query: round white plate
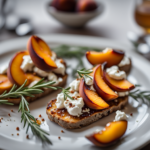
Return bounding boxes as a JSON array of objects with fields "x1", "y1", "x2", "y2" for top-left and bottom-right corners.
[{"x1": 0, "y1": 34, "x2": 150, "y2": 150}]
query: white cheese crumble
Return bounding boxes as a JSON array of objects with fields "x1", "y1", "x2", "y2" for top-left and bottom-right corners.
[
  {"x1": 0, "y1": 64, "x2": 8, "y2": 74},
  {"x1": 114, "y1": 110, "x2": 128, "y2": 121},
  {"x1": 117, "y1": 91, "x2": 129, "y2": 97},
  {"x1": 90, "y1": 85, "x2": 96, "y2": 91},
  {"x1": 53, "y1": 59, "x2": 65, "y2": 75},
  {"x1": 118, "y1": 56, "x2": 130, "y2": 67},
  {"x1": 20, "y1": 55, "x2": 34, "y2": 72},
  {"x1": 56, "y1": 91, "x2": 84, "y2": 116},
  {"x1": 48, "y1": 72, "x2": 58, "y2": 85},
  {"x1": 82, "y1": 108, "x2": 90, "y2": 113},
  {"x1": 103, "y1": 47, "x2": 112, "y2": 53},
  {"x1": 84, "y1": 75, "x2": 93, "y2": 85},
  {"x1": 51, "y1": 52, "x2": 57, "y2": 61},
  {"x1": 106, "y1": 66, "x2": 126, "y2": 80},
  {"x1": 33, "y1": 67, "x2": 49, "y2": 77},
  {"x1": 69, "y1": 79, "x2": 80, "y2": 92},
  {"x1": 28, "y1": 80, "x2": 38, "y2": 88}
]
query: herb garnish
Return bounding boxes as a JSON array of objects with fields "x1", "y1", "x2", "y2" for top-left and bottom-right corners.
[
  {"x1": 129, "y1": 85, "x2": 150, "y2": 105},
  {"x1": 77, "y1": 68, "x2": 93, "y2": 80},
  {"x1": 52, "y1": 45, "x2": 101, "y2": 77},
  {"x1": 59, "y1": 87, "x2": 74, "y2": 100},
  {"x1": 0, "y1": 78, "x2": 57, "y2": 144}
]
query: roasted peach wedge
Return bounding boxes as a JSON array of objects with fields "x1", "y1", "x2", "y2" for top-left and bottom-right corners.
[
  {"x1": 86, "y1": 121, "x2": 128, "y2": 147},
  {"x1": 93, "y1": 64, "x2": 118, "y2": 101},
  {"x1": 27, "y1": 35, "x2": 57, "y2": 72},
  {"x1": 0, "y1": 74, "x2": 13, "y2": 94},
  {"x1": 7, "y1": 51, "x2": 41, "y2": 86},
  {"x1": 103, "y1": 71, "x2": 135, "y2": 92},
  {"x1": 86, "y1": 49, "x2": 124, "y2": 67},
  {"x1": 79, "y1": 78, "x2": 109, "y2": 110}
]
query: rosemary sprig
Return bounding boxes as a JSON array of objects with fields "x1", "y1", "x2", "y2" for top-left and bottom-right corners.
[
  {"x1": 77, "y1": 68, "x2": 93, "y2": 80},
  {"x1": 52, "y1": 45, "x2": 101, "y2": 77},
  {"x1": 0, "y1": 100, "x2": 14, "y2": 105},
  {"x1": 58, "y1": 87, "x2": 73, "y2": 100},
  {"x1": 0, "y1": 79, "x2": 57, "y2": 144},
  {"x1": 129, "y1": 85, "x2": 150, "y2": 105}
]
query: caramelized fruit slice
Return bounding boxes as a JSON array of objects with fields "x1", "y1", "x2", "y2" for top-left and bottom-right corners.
[
  {"x1": 103, "y1": 71, "x2": 135, "y2": 92},
  {"x1": 86, "y1": 49, "x2": 124, "y2": 67},
  {"x1": 28, "y1": 35, "x2": 57, "y2": 72},
  {"x1": 0, "y1": 74, "x2": 13, "y2": 94},
  {"x1": 79, "y1": 78, "x2": 109, "y2": 110},
  {"x1": 93, "y1": 64, "x2": 118, "y2": 101},
  {"x1": 86, "y1": 121, "x2": 128, "y2": 147}
]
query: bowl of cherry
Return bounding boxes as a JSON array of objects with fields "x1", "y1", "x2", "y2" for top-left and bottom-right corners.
[{"x1": 46, "y1": 0, "x2": 104, "y2": 28}]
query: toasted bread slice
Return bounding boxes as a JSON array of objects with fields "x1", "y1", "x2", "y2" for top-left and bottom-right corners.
[
  {"x1": 6, "y1": 74, "x2": 68, "y2": 105},
  {"x1": 46, "y1": 96, "x2": 128, "y2": 129},
  {"x1": 119, "y1": 58, "x2": 132, "y2": 75}
]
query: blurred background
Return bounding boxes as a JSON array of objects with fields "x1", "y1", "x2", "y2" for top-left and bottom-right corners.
[{"x1": 0, "y1": 0, "x2": 150, "y2": 149}]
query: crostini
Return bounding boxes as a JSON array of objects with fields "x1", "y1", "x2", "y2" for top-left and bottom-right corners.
[{"x1": 0, "y1": 35, "x2": 68, "y2": 104}]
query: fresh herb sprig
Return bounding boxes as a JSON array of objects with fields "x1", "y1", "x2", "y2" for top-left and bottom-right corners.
[
  {"x1": 0, "y1": 79, "x2": 57, "y2": 144},
  {"x1": 58, "y1": 87, "x2": 73, "y2": 100},
  {"x1": 0, "y1": 100, "x2": 14, "y2": 105},
  {"x1": 129, "y1": 85, "x2": 150, "y2": 105},
  {"x1": 77, "y1": 68, "x2": 93, "y2": 80},
  {"x1": 52, "y1": 45, "x2": 101, "y2": 77}
]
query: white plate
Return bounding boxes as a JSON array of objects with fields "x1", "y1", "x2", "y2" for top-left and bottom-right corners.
[{"x1": 0, "y1": 34, "x2": 150, "y2": 150}]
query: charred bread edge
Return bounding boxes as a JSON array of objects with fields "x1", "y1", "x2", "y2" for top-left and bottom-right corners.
[{"x1": 46, "y1": 96, "x2": 128, "y2": 129}]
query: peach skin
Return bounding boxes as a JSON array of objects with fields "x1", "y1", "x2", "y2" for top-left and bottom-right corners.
[
  {"x1": 86, "y1": 121, "x2": 128, "y2": 147},
  {"x1": 103, "y1": 71, "x2": 135, "y2": 92},
  {"x1": 27, "y1": 35, "x2": 57, "y2": 72},
  {"x1": 93, "y1": 64, "x2": 118, "y2": 101},
  {"x1": 86, "y1": 49, "x2": 124, "y2": 67},
  {"x1": 79, "y1": 78, "x2": 109, "y2": 110},
  {"x1": 0, "y1": 74, "x2": 13, "y2": 94}
]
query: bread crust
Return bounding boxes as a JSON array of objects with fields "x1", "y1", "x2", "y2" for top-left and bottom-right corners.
[
  {"x1": 6, "y1": 74, "x2": 68, "y2": 105},
  {"x1": 46, "y1": 97, "x2": 128, "y2": 129}
]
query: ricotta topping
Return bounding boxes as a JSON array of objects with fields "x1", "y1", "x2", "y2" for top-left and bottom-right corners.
[
  {"x1": 56, "y1": 91, "x2": 84, "y2": 116},
  {"x1": 114, "y1": 110, "x2": 128, "y2": 121},
  {"x1": 84, "y1": 75, "x2": 93, "y2": 85},
  {"x1": 48, "y1": 72, "x2": 58, "y2": 85},
  {"x1": 53, "y1": 59, "x2": 65, "y2": 75},
  {"x1": 20, "y1": 55, "x2": 34, "y2": 72},
  {"x1": 106, "y1": 66, "x2": 126, "y2": 80},
  {"x1": 28, "y1": 80, "x2": 38, "y2": 88},
  {"x1": 103, "y1": 47, "x2": 112, "y2": 53},
  {"x1": 117, "y1": 91, "x2": 129, "y2": 97},
  {"x1": 33, "y1": 67, "x2": 49, "y2": 77},
  {"x1": 118, "y1": 56, "x2": 130, "y2": 67},
  {"x1": 90, "y1": 85, "x2": 96, "y2": 91},
  {"x1": 51, "y1": 52, "x2": 57, "y2": 61},
  {"x1": 69, "y1": 79, "x2": 80, "y2": 92},
  {"x1": 0, "y1": 64, "x2": 8, "y2": 74}
]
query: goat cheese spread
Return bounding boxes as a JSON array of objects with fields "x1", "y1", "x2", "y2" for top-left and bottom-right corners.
[
  {"x1": 117, "y1": 91, "x2": 129, "y2": 97},
  {"x1": 20, "y1": 55, "x2": 34, "y2": 72},
  {"x1": 118, "y1": 56, "x2": 130, "y2": 67},
  {"x1": 56, "y1": 91, "x2": 84, "y2": 116},
  {"x1": 103, "y1": 47, "x2": 112, "y2": 53},
  {"x1": 106, "y1": 66, "x2": 126, "y2": 80},
  {"x1": 0, "y1": 64, "x2": 8, "y2": 74},
  {"x1": 84, "y1": 75, "x2": 93, "y2": 85},
  {"x1": 53, "y1": 59, "x2": 65, "y2": 75},
  {"x1": 69, "y1": 79, "x2": 80, "y2": 92},
  {"x1": 114, "y1": 110, "x2": 128, "y2": 121},
  {"x1": 28, "y1": 80, "x2": 38, "y2": 88}
]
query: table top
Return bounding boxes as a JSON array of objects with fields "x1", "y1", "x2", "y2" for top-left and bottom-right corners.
[{"x1": 0, "y1": 0, "x2": 149, "y2": 149}]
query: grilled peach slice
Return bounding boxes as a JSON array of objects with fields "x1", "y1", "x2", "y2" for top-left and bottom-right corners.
[
  {"x1": 86, "y1": 121, "x2": 127, "y2": 147},
  {"x1": 93, "y1": 64, "x2": 118, "y2": 101},
  {"x1": 7, "y1": 51, "x2": 41, "y2": 86},
  {"x1": 79, "y1": 78, "x2": 109, "y2": 110},
  {"x1": 27, "y1": 35, "x2": 57, "y2": 72},
  {"x1": 103, "y1": 71, "x2": 135, "y2": 92},
  {"x1": 0, "y1": 75, "x2": 13, "y2": 94},
  {"x1": 86, "y1": 49, "x2": 124, "y2": 67}
]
